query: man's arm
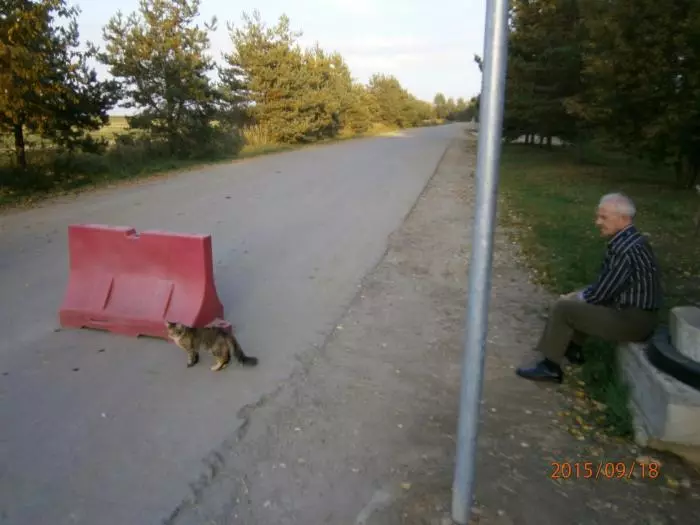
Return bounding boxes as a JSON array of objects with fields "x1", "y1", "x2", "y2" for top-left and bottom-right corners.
[{"x1": 580, "y1": 252, "x2": 632, "y2": 305}]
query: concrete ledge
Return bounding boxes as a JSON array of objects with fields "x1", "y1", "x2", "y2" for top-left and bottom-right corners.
[
  {"x1": 618, "y1": 341, "x2": 700, "y2": 468},
  {"x1": 670, "y1": 306, "x2": 700, "y2": 363}
]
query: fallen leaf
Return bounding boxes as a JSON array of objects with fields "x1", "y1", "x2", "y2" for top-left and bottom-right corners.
[{"x1": 636, "y1": 455, "x2": 662, "y2": 467}]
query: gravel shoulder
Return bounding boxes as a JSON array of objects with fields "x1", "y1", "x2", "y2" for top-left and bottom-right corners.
[{"x1": 169, "y1": 131, "x2": 700, "y2": 525}]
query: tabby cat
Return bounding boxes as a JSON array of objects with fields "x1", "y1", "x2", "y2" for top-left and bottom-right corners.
[{"x1": 164, "y1": 321, "x2": 259, "y2": 371}]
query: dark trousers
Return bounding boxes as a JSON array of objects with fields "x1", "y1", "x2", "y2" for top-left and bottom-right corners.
[{"x1": 535, "y1": 297, "x2": 658, "y2": 365}]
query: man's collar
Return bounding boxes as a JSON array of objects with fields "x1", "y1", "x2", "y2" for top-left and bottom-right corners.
[{"x1": 608, "y1": 223, "x2": 637, "y2": 248}]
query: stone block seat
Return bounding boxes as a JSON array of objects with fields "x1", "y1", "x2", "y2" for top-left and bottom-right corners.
[{"x1": 618, "y1": 306, "x2": 700, "y2": 469}]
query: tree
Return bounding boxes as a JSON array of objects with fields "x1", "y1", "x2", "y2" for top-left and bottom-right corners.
[
  {"x1": 299, "y1": 45, "x2": 348, "y2": 141},
  {"x1": 468, "y1": 95, "x2": 480, "y2": 121},
  {"x1": 368, "y1": 73, "x2": 415, "y2": 127},
  {"x1": 223, "y1": 11, "x2": 442, "y2": 141},
  {"x1": 445, "y1": 97, "x2": 457, "y2": 118},
  {"x1": 223, "y1": 10, "x2": 316, "y2": 143},
  {"x1": 500, "y1": 0, "x2": 584, "y2": 145},
  {"x1": 311, "y1": 51, "x2": 377, "y2": 135},
  {"x1": 411, "y1": 96, "x2": 434, "y2": 123},
  {"x1": 568, "y1": 0, "x2": 700, "y2": 187},
  {"x1": 340, "y1": 83, "x2": 378, "y2": 134},
  {"x1": 433, "y1": 92, "x2": 448, "y2": 119},
  {"x1": 42, "y1": 52, "x2": 121, "y2": 154},
  {"x1": 0, "y1": 0, "x2": 119, "y2": 167},
  {"x1": 97, "y1": 0, "x2": 234, "y2": 154},
  {"x1": 446, "y1": 95, "x2": 478, "y2": 122}
]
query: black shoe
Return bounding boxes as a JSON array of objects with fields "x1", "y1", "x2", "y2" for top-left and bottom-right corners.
[
  {"x1": 565, "y1": 343, "x2": 585, "y2": 365},
  {"x1": 516, "y1": 359, "x2": 563, "y2": 384}
]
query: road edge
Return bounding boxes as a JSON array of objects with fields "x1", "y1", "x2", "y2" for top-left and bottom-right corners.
[
  {"x1": 162, "y1": 133, "x2": 460, "y2": 524},
  {"x1": 0, "y1": 126, "x2": 457, "y2": 217}
]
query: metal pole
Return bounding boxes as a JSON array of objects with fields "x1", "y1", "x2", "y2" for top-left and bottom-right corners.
[{"x1": 451, "y1": 0, "x2": 509, "y2": 522}]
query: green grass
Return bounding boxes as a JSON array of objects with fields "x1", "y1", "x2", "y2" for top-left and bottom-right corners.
[{"x1": 499, "y1": 142, "x2": 700, "y2": 437}]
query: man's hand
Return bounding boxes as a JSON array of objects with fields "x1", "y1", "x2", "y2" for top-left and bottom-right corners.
[{"x1": 560, "y1": 289, "x2": 583, "y2": 300}]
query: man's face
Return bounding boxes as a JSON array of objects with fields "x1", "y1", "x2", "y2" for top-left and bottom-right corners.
[{"x1": 595, "y1": 202, "x2": 630, "y2": 237}]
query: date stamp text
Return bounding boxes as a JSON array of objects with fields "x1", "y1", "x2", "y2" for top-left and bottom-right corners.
[{"x1": 550, "y1": 460, "x2": 661, "y2": 480}]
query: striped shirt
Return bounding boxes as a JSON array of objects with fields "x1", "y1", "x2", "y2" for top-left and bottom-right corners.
[{"x1": 581, "y1": 224, "x2": 662, "y2": 310}]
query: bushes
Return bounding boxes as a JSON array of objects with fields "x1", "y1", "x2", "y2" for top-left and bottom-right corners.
[{"x1": 0, "y1": 126, "x2": 244, "y2": 205}]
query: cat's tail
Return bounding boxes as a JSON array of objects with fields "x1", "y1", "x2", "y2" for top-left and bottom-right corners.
[{"x1": 229, "y1": 335, "x2": 258, "y2": 366}]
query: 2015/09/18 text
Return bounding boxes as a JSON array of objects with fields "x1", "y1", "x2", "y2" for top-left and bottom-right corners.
[{"x1": 550, "y1": 461, "x2": 660, "y2": 480}]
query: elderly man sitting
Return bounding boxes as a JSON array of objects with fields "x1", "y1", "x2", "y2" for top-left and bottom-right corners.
[{"x1": 516, "y1": 192, "x2": 663, "y2": 383}]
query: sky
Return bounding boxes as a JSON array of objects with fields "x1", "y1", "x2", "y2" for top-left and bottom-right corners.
[{"x1": 74, "y1": 0, "x2": 486, "y2": 110}]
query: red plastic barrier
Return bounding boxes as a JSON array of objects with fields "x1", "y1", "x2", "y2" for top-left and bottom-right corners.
[{"x1": 59, "y1": 224, "x2": 227, "y2": 339}]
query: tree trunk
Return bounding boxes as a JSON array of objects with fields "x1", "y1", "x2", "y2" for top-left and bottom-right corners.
[
  {"x1": 675, "y1": 155, "x2": 700, "y2": 189},
  {"x1": 695, "y1": 184, "x2": 700, "y2": 237},
  {"x1": 674, "y1": 159, "x2": 683, "y2": 187},
  {"x1": 13, "y1": 123, "x2": 27, "y2": 168},
  {"x1": 688, "y1": 163, "x2": 699, "y2": 190}
]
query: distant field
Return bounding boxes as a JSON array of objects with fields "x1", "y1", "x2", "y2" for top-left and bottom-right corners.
[
  {"x1": 1, "y1": 115, "x2": 424, "y2": 208},
  {"x1": 2, "y1": 116, "x2": 446, "y2": 158},
  {"x1": 91, "y1": 115, "x2": 130, "y2": 140},
  {"x1": 0, "y1": 115, "x2": 130, "y2": 156}
]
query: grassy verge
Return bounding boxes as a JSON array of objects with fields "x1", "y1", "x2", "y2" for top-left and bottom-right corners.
[
  {"x1": 499, "y1": 142, "x2": 700, "y2": 438},
  {"x1": 0, "y1": 120, "x2": 445, "y2": 211}
]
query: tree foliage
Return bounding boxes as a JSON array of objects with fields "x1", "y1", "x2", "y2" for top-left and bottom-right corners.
[
  {"x1": 570, "y1": 0, "x2": 700, "y2": 187},
  {"x1": 221, "y1": 11, "x2": 437, "y2": 144},
  {"x1": 368, "y1": 73, "x2": 433, "y2": 128},
  {"x1": 97, "y1": 0, "x2": 241, "y2": 156},
  {"x1": 0, "y1": 0, "x2": 118, "y2": 167},
  {"x1": 1, "y1": 4, "x2": 476, "y2": 186},
  {"x1": 499, "y1": 0, "x2": 700, "y2": 187},
  {"x1": 222, "y1": 11, "x2": 308, "y2": 143},
  {"x1": 499, "y1": 0, "x2": 582, "y2": 144},
  {"x1": 433, "y1": 92, "x2": 477, "y2": 122}
]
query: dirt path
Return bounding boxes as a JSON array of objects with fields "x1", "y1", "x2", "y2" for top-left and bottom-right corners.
[{"x1": 169, "y1": 131, "x2": 700, "y2": 525}]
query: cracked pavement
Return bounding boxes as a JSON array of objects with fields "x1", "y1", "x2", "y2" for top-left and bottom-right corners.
[{"x1": 0, "y1": 124, "x2": 463, "y2": 525}]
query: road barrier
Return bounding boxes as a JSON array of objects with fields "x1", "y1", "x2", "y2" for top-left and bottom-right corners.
[{"x1": 59, "y1": 224, "x2": 226, "y2": 339}]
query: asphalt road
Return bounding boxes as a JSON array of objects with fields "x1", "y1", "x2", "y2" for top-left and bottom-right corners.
[{"x1": 0, "y1": 123, "x2": 462, "y2": 525}]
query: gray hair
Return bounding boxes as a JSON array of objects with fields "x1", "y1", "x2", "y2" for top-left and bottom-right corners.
[{"x1": 599, "y1": 192, "x2": 636, "y2": 218}]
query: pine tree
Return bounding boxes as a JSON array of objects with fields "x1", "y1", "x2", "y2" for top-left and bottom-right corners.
[{"x1": 98, "y1": 0, "x2": 234, "y2": 154}]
